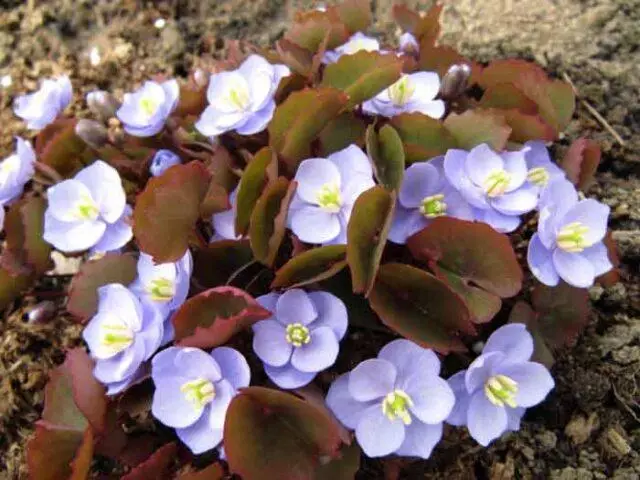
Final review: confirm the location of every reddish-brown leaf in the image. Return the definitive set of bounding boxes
[121,442,178,480]
[192,240,255,289]
[199,180,231,219]
[133,161,211,263]
[27,422,92,480]
[286,9,349,52]
[272,245,347,289]
[173,286,271,348]
[444,109,512,151]
[330,0,372,33]
[225,387,342,480]
[67,253,138,322]
[561,137,601,190]
[35,118,91,177]
[437,268,502,324]
[178,463,225,480]
[389,113,456,163]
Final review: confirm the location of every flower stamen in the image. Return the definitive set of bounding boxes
[556,221,591,253]
[381,389,414,425]
[147,277,175,301]
[388,75,415,106]
[316,183,342,213]
[484,374,518,408]
[74,193,100,221]
[527,167,550,187]
[483,169,512,197]
[419,193,447,218]
[99,320,134,355]
[285,323,311,347]
[139,96,160,117]
[181,378,216,409]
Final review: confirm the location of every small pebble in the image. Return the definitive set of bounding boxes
[154,18,166,29]
[0,74,11,88]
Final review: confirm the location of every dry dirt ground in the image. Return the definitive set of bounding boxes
[0,0,638,478]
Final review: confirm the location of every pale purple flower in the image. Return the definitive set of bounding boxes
[150,149,181,177]
[0,137,36,205]
[130,250,193,344]
[13,75,72,129]
[43,160,133,253]
[527,182,611,288]
[389,156,474,244]
[151,346,250,454]
[323,32,380,64]
[398,32,419,54]
[253,289,348,389]
[116,79,179,137]
[288,144,375,245]
[444,144,539,233]
[327,339,455,459]
[211,187,241,241]
[446,324,554,446]
[195,55,290,137]
[362,72,444,119]
[523,141,565,201]
[83,284,164,395]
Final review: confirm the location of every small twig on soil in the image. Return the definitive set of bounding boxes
[612,383,640,424]
[562,72,626,147]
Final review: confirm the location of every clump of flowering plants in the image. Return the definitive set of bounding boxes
[3,1,619,478]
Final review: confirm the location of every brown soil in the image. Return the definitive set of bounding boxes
[0,1,639,479]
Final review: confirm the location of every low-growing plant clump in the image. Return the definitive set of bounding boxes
[0,1,619,478]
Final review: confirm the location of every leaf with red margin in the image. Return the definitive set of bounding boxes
[173,286,271,348]
[134,161,211,263]
[389,113,456,163]
[561,138,601,190]
[121,442,178,480]
[69,428,94,480]
[393,3,442,45]
[272,245,347,289]
[178,463,225,480]
[366,124,405,191]
[269,88,349,170]
[316,442,361,480]
[500,109,557,143]
[294,384,351,444]
[225,387,342,480]
[67,253,138,322]
[330,0,372,33]
[276,39,315,77]
[478,59,575,133]
[437,268,502,324]
[444,109,512,151]
[347,186,395,296]
[319,112,367,157]
[407,217,523,298]
[249,177,296,267]
[235,147,278,236]
[508,301,555,368]
[2,196,52,276]
[322,51,403,109]
[192,240,255,289]
[286,9,349,52]
[368,263,473,353]
[531,282,591,348]
[35,118,92,177]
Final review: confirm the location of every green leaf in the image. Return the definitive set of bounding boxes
[407,217,523,298]
[269,88,348,169]
[133,161,211,263]
[531,282,590,348]
[389,113,456,163]
[285,10,349,52]
[192,240,255,289]
[249,177,296,267]
[66,253,138,322]
[225,387,342,480]
[319,112,366,157]
[437,268,501,324]
[322,51,403,109]
[561,138,601,191]
[347,186,395,295]
[369,263,473,353]
[173,286,271,348]
[276,39,314,77]
[235,147,277,236]
[444,110,512,151]
[199,180,231,219]
[272,245,347,289]
[331,0,372,33]
[2,196,52,276]
[365,124,405,191]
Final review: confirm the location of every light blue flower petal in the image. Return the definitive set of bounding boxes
[235,99,275,135]
[582,242,613,277]
[561,199,610,246]
[210,346,251,390]
[464,351,504,393]
[43,210,106,253]
[307,291,348,340]
[92,205,133,253]
[483,324,534,364]
[378,338,441,380]
[500,150,528,192]
[467,390,508,446]
[290,205,341,244]
[75,161,125,222]
[263,363,316,389]
[496,361,554,408]
[348,358,396,402]
[208,379,235,430]
[399,162,441,209]
[394,420,442,459]
[177,414,223,455]
[252,320,292,367]
[152,375,206,428]
[355,404,405,457]
[527,233,560,286]
[552,249,595,288]
[276,289,317,326]
[465,144,504,187]
[294,157,342,204]
[326,373,372,430]
[291,326,339,373]
[402,374,455,424]
[445,371,469,426]
[491,185,538,216]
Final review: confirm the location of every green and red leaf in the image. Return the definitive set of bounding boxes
[368,263,473,353]
[121,442,178,480]
[389,113,456,163]
[35,118,92,177]
[173,286,271,348]
[561,137,601,190]
[225,387,342,480]
[319,112,367,157]
[444,109,512,151]
[191,240,255,289]
[286,10,349,52]
[133,161,211,263]
[272,245,347,289]
[366,124,405,191]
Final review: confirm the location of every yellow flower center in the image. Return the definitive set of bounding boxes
[99,320,134,355]
[285,323,311,347]
[388,75,415,106]
[139,96,160,117]
[181,378,216,409]
[419,193,447,218]
[381,390,414,425]
[316,183,342,213]
[146,277,175,302]
[74,193,100,221]
[226,84,251,111]
[527,167,550,187]
[556,221,591,253]
[483,169,512,197]
[484,375,518,408]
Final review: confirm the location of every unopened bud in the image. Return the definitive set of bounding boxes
[439,63,472,100]
[86,90,121,121]
[398,32,419,55]
[75,119,109,149]
[193,68,209,88]
[24,301,56,324]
